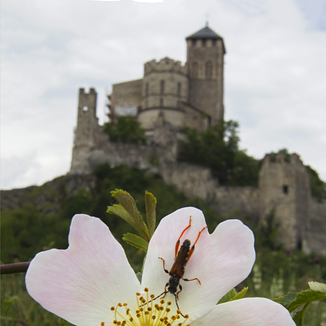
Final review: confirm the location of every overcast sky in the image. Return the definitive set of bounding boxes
[1,0,326,190]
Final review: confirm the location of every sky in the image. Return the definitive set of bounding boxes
[1,0,326,190]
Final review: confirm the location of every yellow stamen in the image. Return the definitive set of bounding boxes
[109,288,190,326]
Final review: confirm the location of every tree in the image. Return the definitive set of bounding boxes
[104,116,146,144]
[178,120,260,186]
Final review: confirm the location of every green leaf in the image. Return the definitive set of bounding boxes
[273,292,297,306]
[287,290,326,312]
[274,288,326,314]
[230,287,248,301]
[217,288,237,304]
[107,189,149,241]
[145,191,157,237]
[61,319,74,326]
[308,281,326,293]
[293,303,310,326]
[107,204,141,234]
[122,233,149,251]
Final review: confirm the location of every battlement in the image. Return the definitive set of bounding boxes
[265,152,302,165]
[144,57,187,76]
[79,87,96,95]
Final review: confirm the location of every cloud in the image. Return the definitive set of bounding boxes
[1,0,326,189]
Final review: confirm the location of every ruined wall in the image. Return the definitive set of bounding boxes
[303,197,326,255]
[259,153,311,250]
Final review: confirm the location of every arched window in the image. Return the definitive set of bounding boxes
[145,83,149,96]
[177,82,181,97]
[160,80,165,94]
[205,61,212,78]
[192,62,198,78]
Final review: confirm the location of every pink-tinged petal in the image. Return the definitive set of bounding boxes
[192,298,295,326]
[142,207,255,321]
[26,214,140,326]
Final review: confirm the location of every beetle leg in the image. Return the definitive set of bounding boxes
[160,283,169,299]
[182,277,201,285]
[186,226,207,263]
[176,284,183,299]
[175,216,192,257]
[158,257,169,274]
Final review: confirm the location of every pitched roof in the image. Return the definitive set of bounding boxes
[186,26,223,40]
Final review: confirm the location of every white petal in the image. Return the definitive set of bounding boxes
[26,214,140,326]
[192,298,295,326]
[142,208,255,321]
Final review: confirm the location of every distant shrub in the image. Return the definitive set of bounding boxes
[104,117,146,144]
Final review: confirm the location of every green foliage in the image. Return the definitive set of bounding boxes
[274,281,326,326]
[306,165,326,202]
[108,189,151,242]
[218,287,248,304]
[104,116,146,144]
[1,274,61,325]
[1,206,70,263]
[178,120,260,186]
[257,210,282,251]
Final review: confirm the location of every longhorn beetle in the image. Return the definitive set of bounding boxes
[145,216,207,317]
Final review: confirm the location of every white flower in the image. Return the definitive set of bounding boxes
[26,207,295,326]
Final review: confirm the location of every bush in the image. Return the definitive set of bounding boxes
[104,116,146,144]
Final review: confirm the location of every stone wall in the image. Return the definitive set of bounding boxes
[258,153,311,250]
[187,38,225,124]
[111,79,143,107]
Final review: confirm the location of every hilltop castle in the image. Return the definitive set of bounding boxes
[69,26,326,255]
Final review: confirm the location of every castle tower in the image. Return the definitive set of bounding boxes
[186,25,226,126]
[259,152,311,250]
[138,57,188,136]
[70,88,99,173]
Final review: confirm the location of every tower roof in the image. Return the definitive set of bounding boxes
[186,26,223,40]
[186,25,226,54]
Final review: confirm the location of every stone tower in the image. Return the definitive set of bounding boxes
[138,57,188,132]
[70,88,99,173]
[186,25,226,126]
[259,152,311,250]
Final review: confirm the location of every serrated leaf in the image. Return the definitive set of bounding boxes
[107,190,149,241]
[274,289,326,313]
[230,287,248,301]
[274,292,297,306]
[107,204,142,235]
[217,288,237,304]
[122,233,149,251]
[308,281,326,293]
[145,191,157,237]
[287,290,326,312]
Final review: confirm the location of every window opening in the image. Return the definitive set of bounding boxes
[160,80,165,94]
[192,62,198,78]
[205,61,212,78]
[282,185,289,194]
[177,82,181,97]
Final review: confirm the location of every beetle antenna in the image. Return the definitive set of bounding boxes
[174,295,185,318]
[141,290,168,307]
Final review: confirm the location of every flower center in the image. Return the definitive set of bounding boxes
[105,288,190,326]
